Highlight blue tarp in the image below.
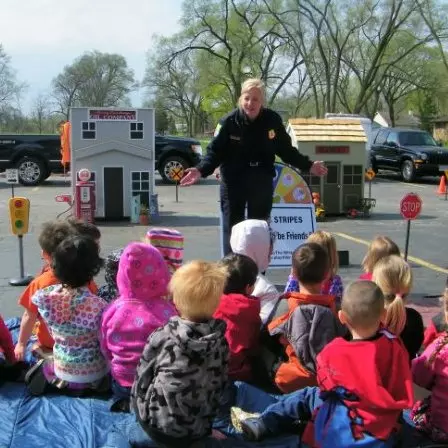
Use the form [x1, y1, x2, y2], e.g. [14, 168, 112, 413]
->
[1, 319, 439, 447]
[0, 382, 301, 448]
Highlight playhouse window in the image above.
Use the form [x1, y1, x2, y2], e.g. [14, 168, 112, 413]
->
[302, 174, 321, 186]
[131, 171, 150, 207]
[82, 121, 96, 139]
[130, 122, 144, 139]
[343, 165, 363, 185]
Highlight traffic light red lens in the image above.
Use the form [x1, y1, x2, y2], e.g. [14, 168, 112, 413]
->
[14, 200, 23, 208]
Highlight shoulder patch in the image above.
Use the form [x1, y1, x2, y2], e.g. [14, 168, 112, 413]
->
[214, 123, 222, 137]
[268, 129, 276, 140]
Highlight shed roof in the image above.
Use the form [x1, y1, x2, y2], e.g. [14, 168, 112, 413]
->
[288, 118, 367, 142]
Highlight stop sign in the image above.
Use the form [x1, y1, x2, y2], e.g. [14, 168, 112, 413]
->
[400, 193, 422, 220]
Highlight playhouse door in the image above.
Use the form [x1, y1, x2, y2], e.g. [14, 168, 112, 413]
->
[323, 162, 341, 214]
[104, 167, 124, 219]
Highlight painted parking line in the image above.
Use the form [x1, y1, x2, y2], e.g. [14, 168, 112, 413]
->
[334, 232, 448, 275]
[375, 178, 428, 189]
[32, 187, 39, 192]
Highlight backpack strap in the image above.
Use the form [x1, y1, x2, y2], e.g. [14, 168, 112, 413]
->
[261, 293, 287, 332]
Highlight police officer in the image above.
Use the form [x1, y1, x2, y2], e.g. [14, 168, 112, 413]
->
[181, 78, 327, 254]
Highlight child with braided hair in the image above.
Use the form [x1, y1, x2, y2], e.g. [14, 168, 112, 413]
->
[411, 287, 448, 442]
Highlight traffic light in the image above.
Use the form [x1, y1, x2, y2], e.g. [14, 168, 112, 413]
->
[8, 197, 30, 235]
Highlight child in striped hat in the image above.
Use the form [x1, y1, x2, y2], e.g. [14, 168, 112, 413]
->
[144, 228, 184, 274]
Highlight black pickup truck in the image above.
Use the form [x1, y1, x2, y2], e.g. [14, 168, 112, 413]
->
[370, 127, 448, 181]
[0, 134, 202, 186]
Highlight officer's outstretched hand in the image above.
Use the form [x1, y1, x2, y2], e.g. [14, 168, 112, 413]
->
[180, 167, 201, 186]
[310, 161, 328, 176]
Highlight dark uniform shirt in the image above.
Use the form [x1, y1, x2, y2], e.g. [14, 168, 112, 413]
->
[197, 108, 313, 182]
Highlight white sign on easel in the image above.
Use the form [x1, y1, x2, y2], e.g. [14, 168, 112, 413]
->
[269, 204, 316, 268]
[219, 163, 317, 268]
[5, 169, 19, 184]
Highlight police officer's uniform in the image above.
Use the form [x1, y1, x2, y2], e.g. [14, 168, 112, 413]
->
[197, 107, 313, 255]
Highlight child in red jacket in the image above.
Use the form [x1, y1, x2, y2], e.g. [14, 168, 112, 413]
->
[232, 281, 414, 447]
[214, 253, 260, 382]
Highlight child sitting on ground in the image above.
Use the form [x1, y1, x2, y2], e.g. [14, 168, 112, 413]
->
[233, 281, 414, 447]
[214, 253, 260, 382]
[285, 231, 343, 308]
[267, 242, 345, 393]
[423, 277, 448, 348]
[97, 248, 124, 303]
[25, 236, 109, 396]
[372, 255, 424, 361]
[131, 260, 229, 447]
[360, 235, 400, 281]
[100, 242, 177, 408]
[230, 219, 279, 324]
[144, 228, 184, 274]
[0, 314, 20, 384]
[15, 220, 99, 361]
[411, 286, 448, 442]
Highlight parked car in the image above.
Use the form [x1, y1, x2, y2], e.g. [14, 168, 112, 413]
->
[370, 127, 448, 181]
[0, 133, 202, 186]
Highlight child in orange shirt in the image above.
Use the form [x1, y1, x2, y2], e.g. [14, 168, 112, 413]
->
[15, 220, 98, 361]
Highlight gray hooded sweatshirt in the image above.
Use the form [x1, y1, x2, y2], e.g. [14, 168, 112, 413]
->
[131, 316, 229, 446]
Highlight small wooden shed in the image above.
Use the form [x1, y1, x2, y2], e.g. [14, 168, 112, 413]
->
[287, 118, 367, 215]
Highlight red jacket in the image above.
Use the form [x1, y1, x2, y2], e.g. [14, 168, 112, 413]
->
[307, 331, 414, 444]
[214, 293, 260, 381]
[0, 315, 15, 363]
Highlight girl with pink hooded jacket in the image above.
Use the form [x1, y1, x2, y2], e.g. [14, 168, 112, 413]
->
[100, 242, 177, 406]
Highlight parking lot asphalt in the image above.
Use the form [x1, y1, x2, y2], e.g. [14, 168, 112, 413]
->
[0, 171, 446, 324]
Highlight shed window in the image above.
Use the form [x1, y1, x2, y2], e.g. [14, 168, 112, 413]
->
[343, 165, 363, 185]
[131, 171, 150, 207]
[302, 173, 321, 186]
[82, 121, 96, 139]
[130, 122, 144, 140]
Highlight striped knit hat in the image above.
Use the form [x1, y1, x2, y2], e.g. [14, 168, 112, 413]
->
[145, 228, 184, 274]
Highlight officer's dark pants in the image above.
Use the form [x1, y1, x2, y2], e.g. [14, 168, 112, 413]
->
[221, 168, 274, 255]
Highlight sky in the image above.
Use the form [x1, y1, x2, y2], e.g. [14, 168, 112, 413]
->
[1, 0, 184, 113]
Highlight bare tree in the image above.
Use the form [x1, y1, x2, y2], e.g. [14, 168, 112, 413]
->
[31, 93, 51, 134]
[52, 51, 136, 119]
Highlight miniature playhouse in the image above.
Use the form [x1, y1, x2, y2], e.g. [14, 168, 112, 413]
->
[69, 107, 156, 221]
[287, 118, 373, 216]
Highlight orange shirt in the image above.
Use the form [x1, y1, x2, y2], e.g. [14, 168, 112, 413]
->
[19, 269, 98, 349]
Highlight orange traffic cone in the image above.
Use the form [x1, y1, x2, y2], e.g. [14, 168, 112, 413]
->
[437, 175, 447, 195]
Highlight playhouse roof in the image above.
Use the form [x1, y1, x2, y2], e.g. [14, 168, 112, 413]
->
[288, 118, 367, 142]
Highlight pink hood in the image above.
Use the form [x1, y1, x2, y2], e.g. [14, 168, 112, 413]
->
[116, 242, 170, 301]
[101, 242, 177, 387]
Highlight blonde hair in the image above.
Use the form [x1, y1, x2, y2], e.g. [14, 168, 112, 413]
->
[342, 281, 384, 329]
[307, 231, 338, 276]
[239, 78, 265, 106]
[372, 255, 412, 335]
[169, 260, 228, 321]
[362, 236, 400, 273]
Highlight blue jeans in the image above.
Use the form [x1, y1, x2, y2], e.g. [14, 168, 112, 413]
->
[112, 380, 131, 400]
[259, 386, 322, 436]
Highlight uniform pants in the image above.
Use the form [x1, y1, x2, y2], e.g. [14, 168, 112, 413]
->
[221, 168, 274, 255]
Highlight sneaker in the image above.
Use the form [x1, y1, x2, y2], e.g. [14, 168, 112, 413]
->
[230, 407, 266, 441]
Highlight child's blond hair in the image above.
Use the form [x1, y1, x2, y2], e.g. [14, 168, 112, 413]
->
[372, 255, 412, 335]
[362, 236, 400, 273]
[307, 231, 338, 276]
[169, 260, 228, 321]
